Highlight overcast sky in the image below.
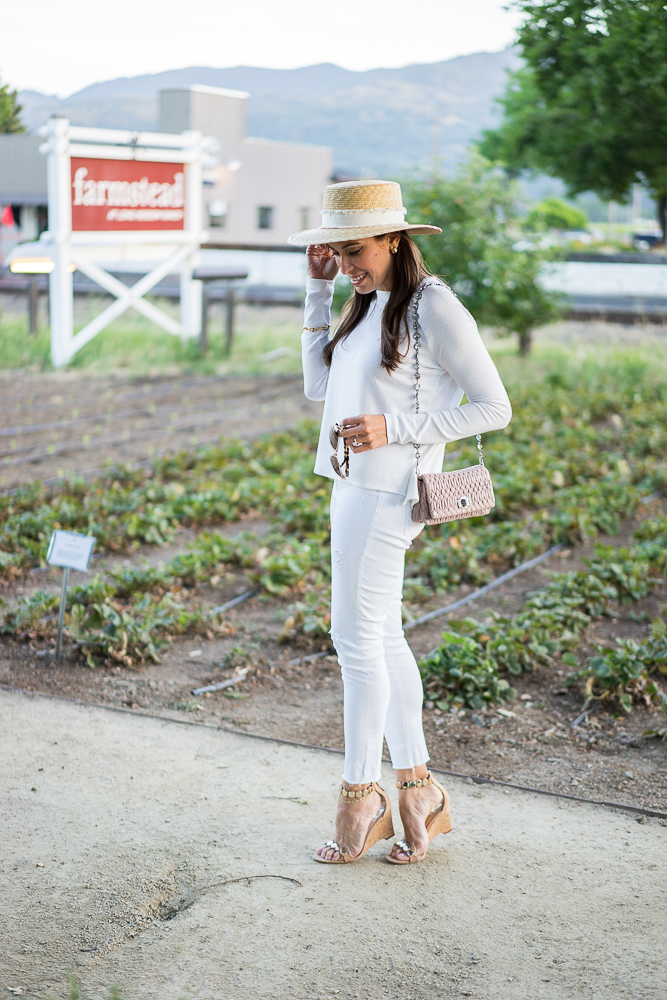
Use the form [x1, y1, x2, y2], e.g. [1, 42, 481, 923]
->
[2, 0, 523, 98]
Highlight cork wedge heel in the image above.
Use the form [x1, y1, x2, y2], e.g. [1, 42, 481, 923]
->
[386, 773, 452, 865]
[314, 782, 394, 864]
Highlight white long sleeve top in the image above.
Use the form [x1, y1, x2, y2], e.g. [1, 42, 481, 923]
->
[302, 277, 512, 505]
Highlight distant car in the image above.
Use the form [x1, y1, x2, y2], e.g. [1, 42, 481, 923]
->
[632, 224, 662, 251]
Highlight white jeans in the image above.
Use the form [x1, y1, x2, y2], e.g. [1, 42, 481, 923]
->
[330, 480, 429, 784]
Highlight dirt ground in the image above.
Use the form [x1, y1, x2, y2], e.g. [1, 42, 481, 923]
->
[1, 688, 666, 1000]
[0, 369, 320, 490]
[1, 361, 666, 820]
[2, 496, 666, 817]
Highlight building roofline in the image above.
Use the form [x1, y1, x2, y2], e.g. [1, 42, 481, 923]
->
[244, 136, 332, 153]
[160, 84, 250, 100]
[0, 194, 47, 205]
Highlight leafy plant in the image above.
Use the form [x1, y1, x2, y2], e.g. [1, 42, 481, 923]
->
[480, 1, 667, 238]
[0, 73, 24, 133]
[420, 530, 667, 713]
[420, 631, 517, 711]
[568, 617, 667, 714]
[404, 155, 563, 354]
[278, 589, 332, 647]
[525, 197, 588, 232]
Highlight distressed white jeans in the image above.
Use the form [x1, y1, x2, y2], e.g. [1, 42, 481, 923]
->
[330, 480, 429, 784]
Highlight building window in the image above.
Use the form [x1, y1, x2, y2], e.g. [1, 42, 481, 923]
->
[208, 199, 228, 228]
[37, 206, 49, 237]
[299, 207, 310, 230]
[258, 206, 273, 230]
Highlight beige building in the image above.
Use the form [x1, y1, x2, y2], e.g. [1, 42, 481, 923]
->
[0, 85, 332, 261]
[159, 85, 332, 248]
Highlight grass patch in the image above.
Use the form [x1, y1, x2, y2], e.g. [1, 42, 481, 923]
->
[0, 297, 304, 376]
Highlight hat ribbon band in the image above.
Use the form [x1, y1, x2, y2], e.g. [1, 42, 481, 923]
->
[320, 208, 407, 228]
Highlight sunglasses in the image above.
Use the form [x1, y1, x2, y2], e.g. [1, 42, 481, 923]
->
[329, 423, 350, 479]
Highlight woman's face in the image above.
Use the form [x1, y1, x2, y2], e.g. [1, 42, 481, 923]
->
[327, 234, 400, 294]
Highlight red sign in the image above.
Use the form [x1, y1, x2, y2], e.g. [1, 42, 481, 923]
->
[71, 157, 185, 231]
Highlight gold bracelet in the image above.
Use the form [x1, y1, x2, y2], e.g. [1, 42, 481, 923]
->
[303, 325, 330, 332]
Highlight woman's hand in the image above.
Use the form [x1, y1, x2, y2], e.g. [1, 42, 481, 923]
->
[340, 414, 388, 453]
[307, 244, 339, 281]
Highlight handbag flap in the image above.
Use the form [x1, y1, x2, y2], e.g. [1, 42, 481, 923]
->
[419, 465, 495, 519]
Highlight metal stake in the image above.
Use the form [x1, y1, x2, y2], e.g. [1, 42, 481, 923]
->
[55, 567, 69, 659]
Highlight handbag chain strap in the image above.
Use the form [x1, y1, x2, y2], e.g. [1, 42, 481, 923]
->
[412, 280, 484, 477]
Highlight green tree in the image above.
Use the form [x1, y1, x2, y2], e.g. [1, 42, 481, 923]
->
[404, 155, 563, 355]
[480, 1, 667, 239]
[525, 197, 588, 232]
[0, 75, 24, 133]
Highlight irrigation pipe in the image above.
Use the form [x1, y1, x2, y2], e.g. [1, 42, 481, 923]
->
[403, 543, 564, 630]
[1, 684, 665, 820]
[206, 589, 257, 618]
[289, 543, 566, 669]
[191, 670, 248, 696]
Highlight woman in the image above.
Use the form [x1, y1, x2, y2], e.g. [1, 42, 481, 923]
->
[288, 179, 512, 864]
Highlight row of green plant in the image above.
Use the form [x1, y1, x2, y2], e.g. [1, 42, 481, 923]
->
[1, 357, 666, 589]
[419, 517, 667, 716]
[0, 524, 328, 665]
[0, 581, 217, 668]
[1, 357, 666, 677]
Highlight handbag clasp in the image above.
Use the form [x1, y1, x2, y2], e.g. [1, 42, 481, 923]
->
[456, 496, 471, 509]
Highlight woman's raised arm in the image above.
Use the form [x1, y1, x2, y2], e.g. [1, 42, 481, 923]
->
[301, 246, 338, 401]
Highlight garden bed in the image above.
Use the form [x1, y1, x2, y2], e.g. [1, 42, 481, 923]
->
[1, 504, 665, 815]
[1, 345, 666, 815]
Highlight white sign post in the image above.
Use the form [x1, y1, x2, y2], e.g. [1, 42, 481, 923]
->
[38, 119, 217, 368]
[46, 529, 96, 659]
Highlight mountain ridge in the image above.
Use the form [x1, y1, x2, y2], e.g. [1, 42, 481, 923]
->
[18, 50, 520, 176]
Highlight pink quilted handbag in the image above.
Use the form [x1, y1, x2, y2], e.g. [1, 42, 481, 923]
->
[410, 280, 496, 525]
[412, 464, 495, 524]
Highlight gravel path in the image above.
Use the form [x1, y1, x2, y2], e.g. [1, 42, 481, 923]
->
[1, 689, 665, 1000]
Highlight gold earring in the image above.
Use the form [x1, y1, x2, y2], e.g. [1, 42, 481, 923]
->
[391, 246, 398, 254]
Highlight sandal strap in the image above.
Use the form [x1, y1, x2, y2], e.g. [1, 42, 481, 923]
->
[396, 771, 432, 790]
[394, 839, 414, 856]
[324, 840, 341, 851]
[339, 782, 375, 800]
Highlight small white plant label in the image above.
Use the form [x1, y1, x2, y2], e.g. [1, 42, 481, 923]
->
[46, 530, 95, 572]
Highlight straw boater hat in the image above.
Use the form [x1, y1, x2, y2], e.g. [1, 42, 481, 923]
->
[288, 179, 442, 246]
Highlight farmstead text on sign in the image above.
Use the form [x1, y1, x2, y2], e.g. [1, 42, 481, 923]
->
[38, 118, 215, 366]
[71, 158, 185, 230]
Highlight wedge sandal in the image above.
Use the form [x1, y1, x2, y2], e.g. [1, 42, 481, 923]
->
[314, 781, 394, 864]
[386, 772, 452, 865]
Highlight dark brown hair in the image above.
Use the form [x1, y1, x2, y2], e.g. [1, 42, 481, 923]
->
[323, 232, 432, 373]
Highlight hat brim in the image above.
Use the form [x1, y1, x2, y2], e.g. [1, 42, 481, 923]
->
[287, 222, 442, 246]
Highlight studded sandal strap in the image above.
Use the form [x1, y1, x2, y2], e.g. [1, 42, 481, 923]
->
[339, 782, 375, 800]
[396, 771, 433, 790]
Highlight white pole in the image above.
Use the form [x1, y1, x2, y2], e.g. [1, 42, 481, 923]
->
[632, 184, 642, 227]
[42, 118, 73, 368]
[180, 130, 204, 339]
